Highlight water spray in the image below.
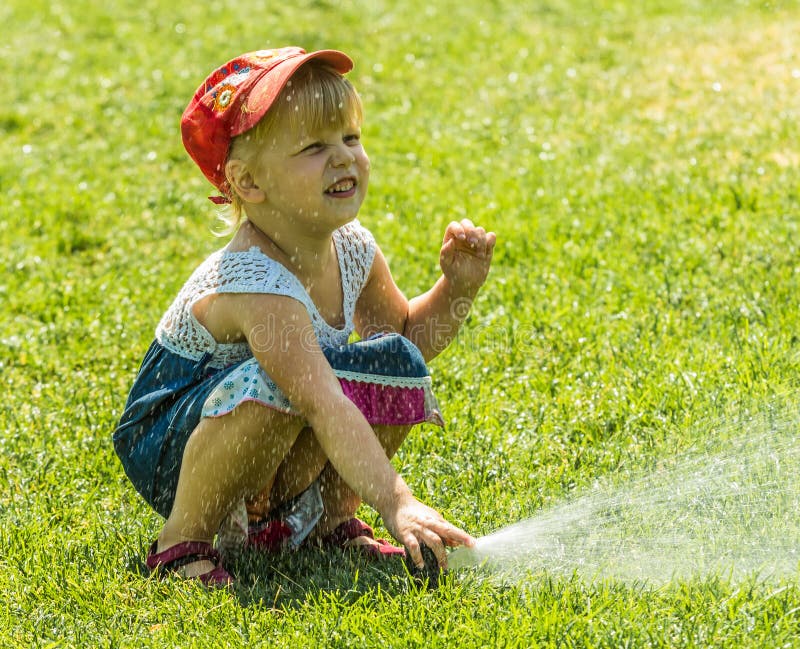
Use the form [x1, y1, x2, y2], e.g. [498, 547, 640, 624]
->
[445, 402, 800, 585]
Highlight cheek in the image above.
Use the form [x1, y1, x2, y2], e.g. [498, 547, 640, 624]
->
[283, 166, 317, 192]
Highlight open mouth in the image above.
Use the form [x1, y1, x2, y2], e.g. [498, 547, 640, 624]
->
[325, 177, 357, 196]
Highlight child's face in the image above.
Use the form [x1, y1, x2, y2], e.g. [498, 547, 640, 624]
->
[251, 121, 370, 232]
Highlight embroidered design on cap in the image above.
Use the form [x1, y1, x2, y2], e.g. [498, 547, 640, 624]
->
[249, 49, 280, 62]
[212, 84, 236, 110]
[209, 66, 252, 112]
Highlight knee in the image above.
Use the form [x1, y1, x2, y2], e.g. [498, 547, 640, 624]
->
[235, 401, 305, 441]
[194, 401, 304, 450]
[373, 424, 413, 457]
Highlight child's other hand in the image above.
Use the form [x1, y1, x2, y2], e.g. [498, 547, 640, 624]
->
[440, 218, 496, 294]
[384, 496, 475, 570]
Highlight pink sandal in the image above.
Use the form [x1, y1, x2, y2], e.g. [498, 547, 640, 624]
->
[246, 518, 293, 552]
[146, 541, 233, 588]
[321, 518, 406, 559]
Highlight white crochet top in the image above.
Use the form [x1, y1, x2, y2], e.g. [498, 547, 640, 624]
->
[156, 220, 377, 369]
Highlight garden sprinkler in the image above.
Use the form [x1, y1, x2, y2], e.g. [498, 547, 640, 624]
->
[404, 543, 443, 589]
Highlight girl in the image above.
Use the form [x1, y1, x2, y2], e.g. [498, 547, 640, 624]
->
[113, 47, 496, 586]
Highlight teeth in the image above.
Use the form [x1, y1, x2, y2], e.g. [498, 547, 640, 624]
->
[328, 179, 355, 193]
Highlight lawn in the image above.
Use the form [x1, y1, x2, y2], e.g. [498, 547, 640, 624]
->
[3, 0, 800, 646]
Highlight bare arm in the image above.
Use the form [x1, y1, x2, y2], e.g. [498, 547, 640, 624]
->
[232, 293, 472, 564]
[355, 219, 496, 361]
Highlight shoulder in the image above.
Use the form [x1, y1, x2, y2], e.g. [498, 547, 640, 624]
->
[187, 246, 308, 307]
[233, 289, 313, 327]
[211, 246, 296, 285]
[186, 246, 277, 277]
[335, 219, 377, 268]
[217, 245, 282, 270]
[336, 219, 376, 249]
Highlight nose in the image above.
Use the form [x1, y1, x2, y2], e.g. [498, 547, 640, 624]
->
[330, 142, 356, 167]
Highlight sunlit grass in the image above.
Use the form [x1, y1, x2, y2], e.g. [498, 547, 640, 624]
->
[3, 0, 800, 646]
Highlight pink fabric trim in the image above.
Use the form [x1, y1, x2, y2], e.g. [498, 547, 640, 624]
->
[339, 379, 433, 426]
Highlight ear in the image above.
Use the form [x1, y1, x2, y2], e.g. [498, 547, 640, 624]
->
[225, 159, 266, 203]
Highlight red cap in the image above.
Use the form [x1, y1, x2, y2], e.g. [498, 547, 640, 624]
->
[180, 47, 353, 198]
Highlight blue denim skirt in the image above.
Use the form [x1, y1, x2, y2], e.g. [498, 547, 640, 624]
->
[113, 333, 442, 518]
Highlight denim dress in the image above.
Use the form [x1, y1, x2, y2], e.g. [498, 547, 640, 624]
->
[112, 222, 443, 519]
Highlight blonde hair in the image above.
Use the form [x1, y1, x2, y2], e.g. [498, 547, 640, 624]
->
[216, 62, 364, 234]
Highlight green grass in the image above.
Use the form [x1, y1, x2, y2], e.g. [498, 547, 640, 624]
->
[4, 0, 800, 646]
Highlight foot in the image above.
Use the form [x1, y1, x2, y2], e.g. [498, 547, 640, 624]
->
[246, 517, 293, 552]
[146, 541, 233, 587]
[320, 518, 406, 559]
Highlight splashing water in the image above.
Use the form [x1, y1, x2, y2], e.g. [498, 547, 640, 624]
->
[449, 404, 800, 584]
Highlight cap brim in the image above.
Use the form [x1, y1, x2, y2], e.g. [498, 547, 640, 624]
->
[235, 49, 354, 136]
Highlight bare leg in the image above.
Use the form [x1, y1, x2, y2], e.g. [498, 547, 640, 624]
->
[268, 426, 330, 506]
[245, 423, 414, 546]
[313, 424, 413, 539]
[158, 402, 304, 577]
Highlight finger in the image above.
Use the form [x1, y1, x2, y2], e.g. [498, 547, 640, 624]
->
[460, 220, 479, 247]
[450, 233, 485, 257]
[469, 231, 496, 259]
[420, 516, 474, 547]
[404, 535, 423, 568]
[439, 237, 456, 267]
[469, 226, 487, 253]
[481, 231, 497, 260]
[471, 225, 486, 240]
[438, 521, 476, 548]
[457, 225, 483, 250]
[419, 531, 449, 570]
[444, 220, 467, 243]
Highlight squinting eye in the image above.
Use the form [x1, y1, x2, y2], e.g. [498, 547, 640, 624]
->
[300, 142, 323, 153]
[344, 134, 361, 145]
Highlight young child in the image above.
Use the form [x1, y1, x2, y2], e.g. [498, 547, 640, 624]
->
[113, 46, 496, 586]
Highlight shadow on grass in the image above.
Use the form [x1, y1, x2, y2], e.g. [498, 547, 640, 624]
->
[227, 545, 420, 608]
[122, 540, 422, 608]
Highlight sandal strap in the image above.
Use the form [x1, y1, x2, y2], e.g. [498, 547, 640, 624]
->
[322, 518, 375, 546]
[146, 540, 232, 587]
[198, 564, 234, 587]
[146, 541, 221, 572]
[321, 518, 406, 558]
[247, 517, 293, 551]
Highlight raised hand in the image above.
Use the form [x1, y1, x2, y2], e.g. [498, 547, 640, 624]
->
[439, 218, 497, 294]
